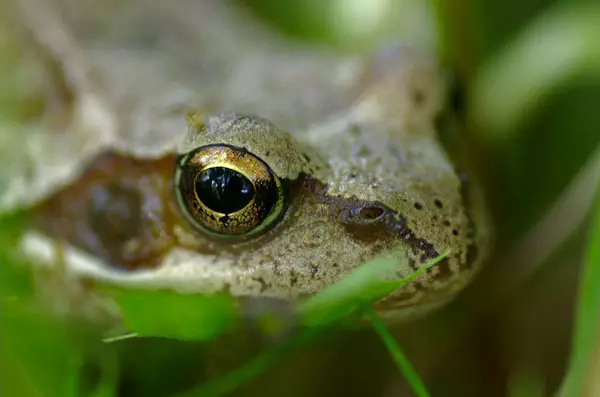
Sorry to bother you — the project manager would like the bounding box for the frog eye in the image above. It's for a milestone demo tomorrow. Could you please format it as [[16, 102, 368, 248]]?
[[175, 144, 285, 237]]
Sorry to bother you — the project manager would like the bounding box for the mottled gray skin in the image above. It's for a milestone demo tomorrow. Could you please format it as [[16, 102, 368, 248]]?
[[2, 0, 489, 322]]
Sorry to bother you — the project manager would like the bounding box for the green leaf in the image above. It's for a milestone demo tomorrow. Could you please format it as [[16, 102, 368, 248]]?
[[365, 306, 430, 397], [105, 289, 238, 341], [298, 252, 448, 327], [0, 304, 83, 397]]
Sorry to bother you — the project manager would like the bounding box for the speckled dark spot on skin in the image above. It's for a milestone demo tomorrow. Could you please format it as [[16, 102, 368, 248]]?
[[408, 258, 418, 271], [289, 270, 298, 287], [301, 241, 320, 249], [434, 199, 443, 209], [414, 202, 423, 210], [271, 258, 282, 276], [417, 239, 438, 261], [443, 220, 451, 226], [254, 277, 268, 293], [458, 168, 482, 272], [310, 264, 319, 278], [388, 215, 440, 261]]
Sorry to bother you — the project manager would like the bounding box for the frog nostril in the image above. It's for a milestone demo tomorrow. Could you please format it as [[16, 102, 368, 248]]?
[[339, 204, 387, 225], [358, 206, 384, 220]]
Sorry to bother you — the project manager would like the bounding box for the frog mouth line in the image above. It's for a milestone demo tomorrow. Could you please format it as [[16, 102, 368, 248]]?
[[18, 229, 452, 306], [19, 230, 238, 294]]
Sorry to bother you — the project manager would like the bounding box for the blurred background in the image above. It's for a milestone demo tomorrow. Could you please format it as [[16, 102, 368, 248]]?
[[1, 0, 599, 396]]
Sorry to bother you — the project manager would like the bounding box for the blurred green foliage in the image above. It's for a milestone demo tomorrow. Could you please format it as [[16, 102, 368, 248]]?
[[559, 192, 600, 396], [2, 0, 600, 396], [238, 0, 435, 49], [106, 290, 238, 342]]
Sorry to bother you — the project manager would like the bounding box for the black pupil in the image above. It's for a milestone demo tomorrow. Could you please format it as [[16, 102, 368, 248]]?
[[195, 167, 255, 213]]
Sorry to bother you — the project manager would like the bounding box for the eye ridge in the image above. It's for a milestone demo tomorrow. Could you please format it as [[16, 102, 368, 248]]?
[[175, 144, 285, 238]]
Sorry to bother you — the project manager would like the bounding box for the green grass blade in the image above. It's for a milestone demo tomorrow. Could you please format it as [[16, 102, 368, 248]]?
[[298, 252, 449, 327], [472, 2, 600, 141], [365, 306, 430, 397], [558, 189, 600, 396], [102, 332, 139, 344]]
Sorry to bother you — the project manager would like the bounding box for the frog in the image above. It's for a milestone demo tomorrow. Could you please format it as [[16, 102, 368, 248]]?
[[1, 0, 489, 326]]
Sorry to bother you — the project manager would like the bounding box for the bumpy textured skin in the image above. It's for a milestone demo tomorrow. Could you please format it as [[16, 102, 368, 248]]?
[[3, 0, 489, 322]]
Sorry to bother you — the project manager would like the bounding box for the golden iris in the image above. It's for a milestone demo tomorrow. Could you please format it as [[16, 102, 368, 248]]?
[[175, 144, 284, 237]]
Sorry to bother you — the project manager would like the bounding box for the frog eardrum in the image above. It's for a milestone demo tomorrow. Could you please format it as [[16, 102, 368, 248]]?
[[175, 144, 285, 237]]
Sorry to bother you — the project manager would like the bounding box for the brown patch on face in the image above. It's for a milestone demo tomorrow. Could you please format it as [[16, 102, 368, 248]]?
[[31, 152, 205, 271], [29, 150, 305, 272]]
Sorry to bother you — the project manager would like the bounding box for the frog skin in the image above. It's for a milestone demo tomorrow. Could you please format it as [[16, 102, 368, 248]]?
[[1, 0, 489, 323]]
